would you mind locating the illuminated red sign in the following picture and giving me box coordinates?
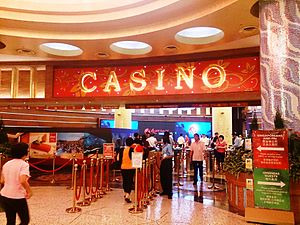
[253,130,289,170]
[53,57,260,98]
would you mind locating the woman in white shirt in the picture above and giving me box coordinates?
[0,142,32,225]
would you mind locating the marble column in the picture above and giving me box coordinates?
[212,107,232,144]
[260,0,300,131]
[114,105,132,129]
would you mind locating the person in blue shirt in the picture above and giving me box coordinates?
[160,136,174,199]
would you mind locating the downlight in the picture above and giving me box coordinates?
[39,43,83,56]
[175,27,224,45]
[110,41,152,55]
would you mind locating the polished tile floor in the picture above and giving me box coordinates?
[0,186,250,225]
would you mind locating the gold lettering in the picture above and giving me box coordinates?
[202,64,226,88]
[103,71,121,92]
[80,72,97,93]
[175,67,195,90]
[155,69,165,90]
[130,70,147,92]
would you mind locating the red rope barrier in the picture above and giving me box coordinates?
[29,159,71,173]
[85,165,92,195]
[30,158,51,165]
[75,168,84,201]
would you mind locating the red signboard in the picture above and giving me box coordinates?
[53,57,260,98]
[252,130,289,170]
[103,143,115,159]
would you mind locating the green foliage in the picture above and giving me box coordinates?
[274,108,285,129]
[0,117,11,157]
[289,132,300,181]
[250,111,259,137]
[223,146,253,177]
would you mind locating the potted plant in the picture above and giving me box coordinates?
[223,146,254,214]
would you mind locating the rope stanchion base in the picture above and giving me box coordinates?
[77,200,91,206]
[128,206,143,214]
[95,192,103,199]
[50,178,56,184]
[207,183,225,192]
[86,196,97,203]
[66,206,82,213]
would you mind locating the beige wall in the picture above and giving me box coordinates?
[212,107,232,145]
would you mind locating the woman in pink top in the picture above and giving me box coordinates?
[0,142,32,225]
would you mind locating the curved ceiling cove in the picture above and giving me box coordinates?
[0,0,259,61]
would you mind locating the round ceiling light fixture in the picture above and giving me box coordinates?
[175,27,224,45]
[110,41,152,55]
[0,41,6,49]
[39,42,83,56]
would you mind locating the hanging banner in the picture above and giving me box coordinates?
[252,130,290,211]
[53,57,260,98]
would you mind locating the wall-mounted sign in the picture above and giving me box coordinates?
[53,57,260,98]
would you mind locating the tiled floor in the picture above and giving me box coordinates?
[0,186,250,225]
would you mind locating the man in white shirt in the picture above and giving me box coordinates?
[232,133,243,149]
[200,134,210,146]
[177,133,185,148]
[190,133,206,185]
[146,133,157,149]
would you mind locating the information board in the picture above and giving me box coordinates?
[132,152,143,168]
[252,130,290,211]
[254,168,290,210]
[103,143,115,159]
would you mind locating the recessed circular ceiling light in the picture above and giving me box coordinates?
[39,43,83,56]
[175,27,224,45]
[0,41,6,49]
[110,41,152,55]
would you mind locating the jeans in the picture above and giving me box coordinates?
[193,161,203,183]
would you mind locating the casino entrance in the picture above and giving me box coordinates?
[0,54,263,218]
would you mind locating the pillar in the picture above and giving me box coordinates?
[260,0,300,131]
[114,105,132,129]
[212,107,232,144]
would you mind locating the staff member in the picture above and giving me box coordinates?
[190,133,206,185]
[0,142,32,225]
[119,137,135,203]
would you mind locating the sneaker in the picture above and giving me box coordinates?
[125,198,132,203]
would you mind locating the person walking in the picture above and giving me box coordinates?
[190,133,206,185]
[160,136,174,199]
[119,137,135,203]
[0,142,32,225]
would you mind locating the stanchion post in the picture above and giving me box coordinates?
[86,158,97,202]
[77,160,91,206]
[208,155,224,192]
[50,153,56,184]
[105,158,112,192]
[66,164,82,213]
[67,154,76,190]
[98,156,106,196]
[128,168,143,214]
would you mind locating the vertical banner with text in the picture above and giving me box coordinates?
[252,130,290,210]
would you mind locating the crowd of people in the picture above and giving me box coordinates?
[116,130,246,202]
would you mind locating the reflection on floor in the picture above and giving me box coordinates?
[0,186,249,225]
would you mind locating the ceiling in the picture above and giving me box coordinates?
[0,0,259,62]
